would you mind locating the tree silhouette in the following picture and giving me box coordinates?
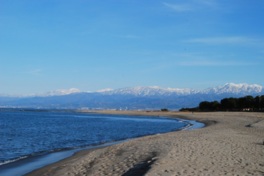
[180,95,264,112]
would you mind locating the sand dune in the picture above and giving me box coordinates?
[27,112,264,176]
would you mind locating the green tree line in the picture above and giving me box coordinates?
[180,95,264,112]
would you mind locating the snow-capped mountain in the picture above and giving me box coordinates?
[0,83,263,110]
[99,86,197,96]
[38,88,81,97]
[202,83,263,95]
[97,83,263,96]
[27,83,263,97]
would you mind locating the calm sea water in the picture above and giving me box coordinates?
[0,110,191,166]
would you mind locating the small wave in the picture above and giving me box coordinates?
[0,147,77,167]
[180,119,205,130]
[0,156,28,166]
[181,124,193,130]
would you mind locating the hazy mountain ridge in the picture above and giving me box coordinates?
[0,83,263,109]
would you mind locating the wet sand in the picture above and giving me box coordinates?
[27,111,264,176]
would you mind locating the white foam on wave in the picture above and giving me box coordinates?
[177,119,205,131]
[0,156,28,166]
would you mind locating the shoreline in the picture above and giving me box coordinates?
[0,112,202,176]
[0,140,128,176]
[26,111,264,176]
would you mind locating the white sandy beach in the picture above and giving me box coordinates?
[27,111,264,176]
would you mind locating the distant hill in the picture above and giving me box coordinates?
[0,83,263,110]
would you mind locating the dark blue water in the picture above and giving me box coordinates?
[0,111,192,166]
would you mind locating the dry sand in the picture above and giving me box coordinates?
[27,111,264,176]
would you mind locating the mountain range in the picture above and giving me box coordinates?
[0,83,263,110]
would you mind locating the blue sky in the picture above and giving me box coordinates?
[1,0,264,95]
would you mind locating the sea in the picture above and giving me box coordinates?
[0,110,204,175]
